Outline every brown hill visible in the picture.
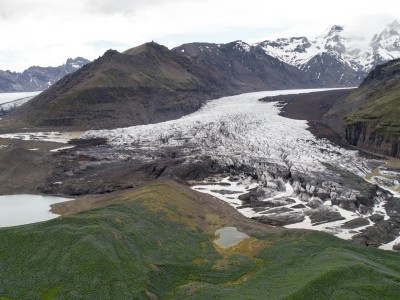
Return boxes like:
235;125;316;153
2;42;315;131
173;41;315;90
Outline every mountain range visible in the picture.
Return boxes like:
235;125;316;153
257;20;400;87
1;20;400;299
1;42;315;130
1;20;399;95
1;21;400;158
0;57;90;93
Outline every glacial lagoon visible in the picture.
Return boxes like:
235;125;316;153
0;194;70;227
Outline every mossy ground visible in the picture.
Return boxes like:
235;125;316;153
0;182;400;299
344;85;400;137
338;60;400;138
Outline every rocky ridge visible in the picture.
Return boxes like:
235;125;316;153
173;41;314;90
1;42;316;131
0;57;90;92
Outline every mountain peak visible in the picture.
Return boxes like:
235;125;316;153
327;25;344;36
123;41;169;56
371;20;400;55
66;57;90;66
389;19;400;31
232;40;251;52
0;56;90;92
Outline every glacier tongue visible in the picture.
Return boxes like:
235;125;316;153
85;88;399;248
85;88;358;173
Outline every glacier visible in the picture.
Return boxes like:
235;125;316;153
84;88;400;247
2;88;398;248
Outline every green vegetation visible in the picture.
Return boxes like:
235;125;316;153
344;84;400;137
337;60;400;138
1;182;400;299
1;42;210;130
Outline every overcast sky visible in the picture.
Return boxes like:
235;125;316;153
1;0;400;71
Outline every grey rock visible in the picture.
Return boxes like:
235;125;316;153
332;197;358;211
309;207;345;225
291;203;306;209
254;212;305;226
352;221;399;247
393;244;400;251
210;189;242;195
369;214;385;222
260;207;294;214
307;197;324;209
341;217;370;229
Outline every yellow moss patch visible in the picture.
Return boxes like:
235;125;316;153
114;216;125;223
114;182;234;233
212;258;234;270
192;257;209;265
214;237;267;257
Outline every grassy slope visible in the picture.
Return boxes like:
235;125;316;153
1;43;223;130
344;85;400;137
1;182;400;299
329;59;400;137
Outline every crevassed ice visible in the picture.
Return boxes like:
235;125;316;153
85;88;361;177
84;88;396;244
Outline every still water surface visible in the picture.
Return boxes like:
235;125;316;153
0;194;70;227
214;226;249;248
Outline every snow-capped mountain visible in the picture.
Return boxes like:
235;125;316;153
0;57;90;93
256;20;400;86
366;20;400;69
176;22;400;88
173;40;315;90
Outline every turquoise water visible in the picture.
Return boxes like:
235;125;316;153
0;194;70;227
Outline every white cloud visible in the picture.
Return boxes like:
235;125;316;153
0;0;399;71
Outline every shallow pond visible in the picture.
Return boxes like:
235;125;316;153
0;194;70;227
214;226;249;248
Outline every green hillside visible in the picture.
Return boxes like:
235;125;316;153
343;60;400;137
324;59;400;157
1;43;226;131
1;182;400;299
326;60;400;136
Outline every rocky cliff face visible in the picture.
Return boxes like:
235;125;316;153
345;122;400;158
325;59;400;158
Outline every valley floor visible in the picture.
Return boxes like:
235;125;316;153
1;88;400;298
81;88;400;249
1;88;400;249
1;181;400;299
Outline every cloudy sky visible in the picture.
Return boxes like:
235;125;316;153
1;0;400;71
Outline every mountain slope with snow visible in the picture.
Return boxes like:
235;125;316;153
0;57;90;92
173;40;315;90
2;42;317;131
256;21;400;87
